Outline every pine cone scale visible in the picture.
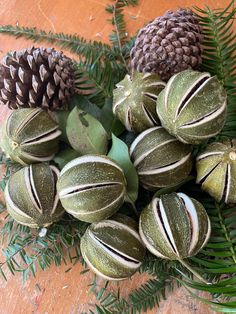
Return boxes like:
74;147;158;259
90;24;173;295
0;47;75;110
130;9;203;81
9;64;17;79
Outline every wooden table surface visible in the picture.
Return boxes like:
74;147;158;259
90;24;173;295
0;1;231;313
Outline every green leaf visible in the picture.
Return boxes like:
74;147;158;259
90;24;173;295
50;111;70;144
108;134;138;202
71;94;102;120
53;148;81;170
66;107;109;155
100;98;125;136
69;94;125;136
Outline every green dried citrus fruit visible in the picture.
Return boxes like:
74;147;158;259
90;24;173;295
57;155;127;223
81;215;146;280
139;192;211;260
5;163;64;228
156;70;227;144
113;72;165;133
130;126;192;190
196;139;236;203
1;108;61;165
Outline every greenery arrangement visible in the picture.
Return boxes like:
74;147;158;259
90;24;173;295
0;1;236;313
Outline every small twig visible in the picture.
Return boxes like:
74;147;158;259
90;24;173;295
178;259;210;285
112;1;129;72
0;237;36;266
216;202;236;264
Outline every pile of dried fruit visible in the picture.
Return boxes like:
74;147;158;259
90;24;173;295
0;7;234;289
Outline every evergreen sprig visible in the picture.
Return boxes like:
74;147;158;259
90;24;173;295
0;215;88;281
90;252;192;314
106;0;138;70
177;4;236;310
0;25;119;61
92;277;175;314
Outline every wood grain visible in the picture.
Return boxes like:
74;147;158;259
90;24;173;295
0;0;231;313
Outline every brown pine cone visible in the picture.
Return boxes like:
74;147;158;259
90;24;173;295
130;9;203;81
0;47;76;111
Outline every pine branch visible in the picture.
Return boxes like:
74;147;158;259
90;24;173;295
122;36;136;59
0;25;119;61
182;8;236;309
92;254;190;314
106;0;138;71
126;278;172;313
0;215;88;281
93;276;175;314
106;0;138;47
0;216;14;243
191;201;236;277
217;203;236;264
76;58;120;99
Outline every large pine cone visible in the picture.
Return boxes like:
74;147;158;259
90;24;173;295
130;9;203;81
0;47;75;110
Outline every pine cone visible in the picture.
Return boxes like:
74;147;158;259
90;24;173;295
130;9;203;81
0;47;75;111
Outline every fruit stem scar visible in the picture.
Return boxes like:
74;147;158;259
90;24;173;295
11;141;19;150
229;151;236;161
124;90;131;97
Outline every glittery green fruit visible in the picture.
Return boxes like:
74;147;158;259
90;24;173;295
196;139;236;203
156;70;227;144
57;155;127;223
130;126;192;190
81;215;146;280
139;192;211;260
1;108;61;165
5;163;64;228
113;72;166;133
